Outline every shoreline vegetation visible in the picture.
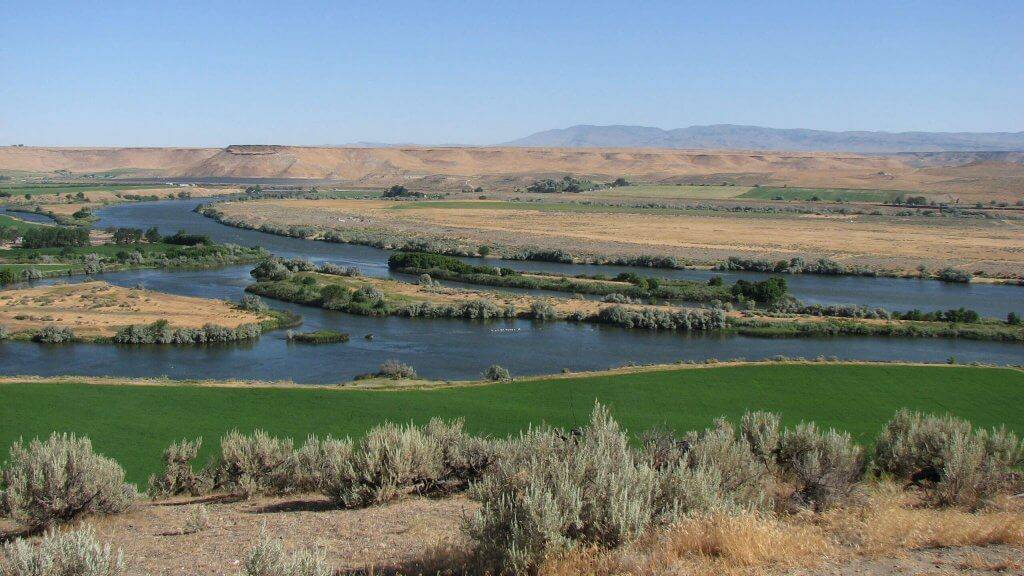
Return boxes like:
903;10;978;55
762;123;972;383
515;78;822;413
197;199;1024;284
246;257;1024;342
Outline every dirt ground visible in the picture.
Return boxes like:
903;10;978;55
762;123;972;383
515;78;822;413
218;198;1024;278
0;281;260;337
1;492;1019;576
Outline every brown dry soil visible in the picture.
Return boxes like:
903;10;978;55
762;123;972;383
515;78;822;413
0;281;259;337
1;493;1019;576
217;198;1024;278
3;146;1024;199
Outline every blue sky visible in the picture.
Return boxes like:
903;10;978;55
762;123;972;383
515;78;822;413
2;1;1022;146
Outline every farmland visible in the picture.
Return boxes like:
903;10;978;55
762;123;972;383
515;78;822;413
1;363;1021;485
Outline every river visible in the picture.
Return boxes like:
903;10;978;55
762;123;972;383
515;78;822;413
0;198;1019;383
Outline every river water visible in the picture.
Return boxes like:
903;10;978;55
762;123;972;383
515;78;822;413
0;198;1020;383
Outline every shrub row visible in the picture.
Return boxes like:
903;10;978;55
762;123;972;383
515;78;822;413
113;320;263;345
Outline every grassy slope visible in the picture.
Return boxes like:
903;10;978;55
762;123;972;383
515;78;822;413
1;364;1022;485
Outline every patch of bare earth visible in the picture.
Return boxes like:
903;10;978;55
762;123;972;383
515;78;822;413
0;281;259;337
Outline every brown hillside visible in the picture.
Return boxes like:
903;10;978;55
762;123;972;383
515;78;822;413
2;145;1022;196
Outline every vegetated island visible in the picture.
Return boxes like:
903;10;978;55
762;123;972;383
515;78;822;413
246;255;1024;342
0;282;296;344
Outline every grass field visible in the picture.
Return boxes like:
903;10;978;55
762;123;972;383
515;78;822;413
1;364;1021;485
739;187;906;203
587;184;752;200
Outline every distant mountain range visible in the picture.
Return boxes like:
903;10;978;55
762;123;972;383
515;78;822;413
504;124;1024;153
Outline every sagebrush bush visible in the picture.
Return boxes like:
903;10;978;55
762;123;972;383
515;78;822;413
663;419;770;513
466;404;663;575
776;423;864;511
376;360;417;379
0;526;124;576
215;431;295;498
0;433;136;529
290;435;353;494
239;526;331;576
147;438;210;498
741;411;781;469
873;410;1022;508
183;504;211;534
325;421;442;507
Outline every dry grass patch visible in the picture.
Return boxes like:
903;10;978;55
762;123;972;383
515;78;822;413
0;281;260;337
218;198;1024;277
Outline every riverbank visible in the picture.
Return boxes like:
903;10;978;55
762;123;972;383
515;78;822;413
198;197;1024;282
246;267;1024;341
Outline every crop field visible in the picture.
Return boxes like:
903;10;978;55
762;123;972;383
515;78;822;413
1;363;1021;484
390;200;693;215
739;187;906;203
586;184;753;200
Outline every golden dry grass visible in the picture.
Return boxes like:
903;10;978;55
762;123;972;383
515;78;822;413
221;198;1024;277
0;281;260;337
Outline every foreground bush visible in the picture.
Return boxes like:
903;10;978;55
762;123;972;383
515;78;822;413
0;434;136;529
467;405;666;574
874;410;1024;508
0;526;124;576
238;527;331;576
147;438;209;498
776;423;865;511
323;418;493;508
214;431;295;498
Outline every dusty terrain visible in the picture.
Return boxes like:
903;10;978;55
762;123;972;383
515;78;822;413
3;145;1023;199
1;491;1019;576
218;198;1024;278
0;281;259;337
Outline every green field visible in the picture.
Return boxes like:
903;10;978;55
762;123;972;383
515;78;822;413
1;364;1022;485
588;184;752;200
0;184;171;197
739;187;906;203
0;214;49;232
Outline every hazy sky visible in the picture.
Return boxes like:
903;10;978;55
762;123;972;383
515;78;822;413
2;1;1022;146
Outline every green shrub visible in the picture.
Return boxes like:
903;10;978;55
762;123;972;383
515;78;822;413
0;433;136;528
0;526;124;576
240;294;269;312
483;364;511;381
32;325;75;344
290;436;353;494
